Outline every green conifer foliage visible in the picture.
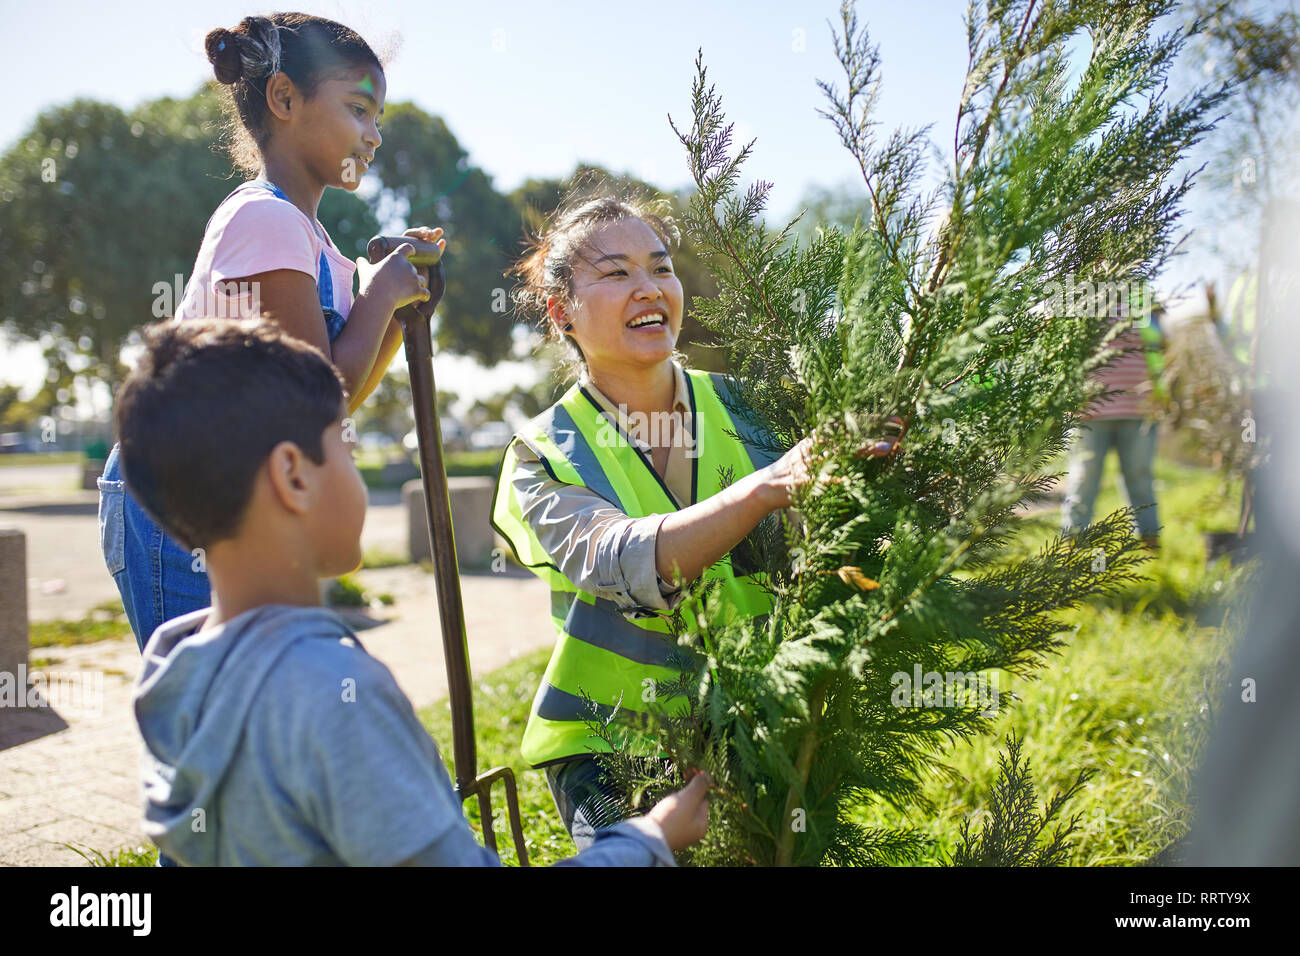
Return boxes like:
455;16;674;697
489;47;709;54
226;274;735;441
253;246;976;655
584;0;1226;866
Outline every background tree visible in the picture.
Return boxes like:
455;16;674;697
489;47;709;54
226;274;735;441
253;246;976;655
498;378;570;421
352;367;414;447
586;0;1225;867
0;343;78;433
790;179;873;246
367;102;522;365
1158;0;1298;540
1178;0;1299;275
0;85;533;424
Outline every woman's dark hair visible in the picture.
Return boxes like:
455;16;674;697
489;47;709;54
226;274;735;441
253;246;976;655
114;317;348;551
205;13;383;175
509;181;680;378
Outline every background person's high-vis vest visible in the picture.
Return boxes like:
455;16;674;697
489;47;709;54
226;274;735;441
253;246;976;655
491;368;780;768
1222;270;1267;389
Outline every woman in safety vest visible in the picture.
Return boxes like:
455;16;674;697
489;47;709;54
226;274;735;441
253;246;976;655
492;194;900;849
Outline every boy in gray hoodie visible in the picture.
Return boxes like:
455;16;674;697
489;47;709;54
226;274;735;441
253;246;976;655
118;317;710;866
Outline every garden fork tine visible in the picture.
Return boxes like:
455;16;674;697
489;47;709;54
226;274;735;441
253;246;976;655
365;235;531;865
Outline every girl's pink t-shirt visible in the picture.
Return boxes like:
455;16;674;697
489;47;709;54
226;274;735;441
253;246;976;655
176;184;356;328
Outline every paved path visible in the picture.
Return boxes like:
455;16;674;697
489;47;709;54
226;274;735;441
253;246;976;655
0;472;555;866
1;492;125;623
0;566;554;866
0;483;412;624
0;463;81;496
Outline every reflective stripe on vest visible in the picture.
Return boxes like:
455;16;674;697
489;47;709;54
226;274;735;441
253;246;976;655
490;368;779;767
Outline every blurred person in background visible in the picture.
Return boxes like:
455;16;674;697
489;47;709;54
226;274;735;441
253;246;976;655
1060;291;1167;551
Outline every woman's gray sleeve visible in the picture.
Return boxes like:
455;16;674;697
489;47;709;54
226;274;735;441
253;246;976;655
510;454;684;613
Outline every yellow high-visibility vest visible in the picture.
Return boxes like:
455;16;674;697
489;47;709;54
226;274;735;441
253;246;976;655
491;369;778;768
1223;271;1266;388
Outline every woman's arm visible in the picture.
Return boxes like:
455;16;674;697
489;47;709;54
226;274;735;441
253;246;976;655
511;440;799;608
512;452;674;611
513;429;898;602
653;465;787;587
655;427;900;587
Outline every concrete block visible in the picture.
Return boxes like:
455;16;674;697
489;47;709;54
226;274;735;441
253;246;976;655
0;528;28;685
81;459;105;490
404;477;497;569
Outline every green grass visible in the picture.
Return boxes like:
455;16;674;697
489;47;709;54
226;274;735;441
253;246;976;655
443;449;508;476
60;842;158;867
358;450;505;488
417;649;575;867
873;453;1251;866
0;451;84;467
845;597;1238;865
361;548;410;569
853;454;1252;865
30;600;133;648
325;574;393;608
357;464;414;489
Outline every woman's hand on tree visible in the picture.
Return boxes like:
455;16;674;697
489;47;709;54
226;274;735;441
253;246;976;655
766;415;904;509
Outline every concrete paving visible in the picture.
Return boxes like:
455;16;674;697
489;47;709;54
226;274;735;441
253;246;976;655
0;473;555;866
0;482;412;624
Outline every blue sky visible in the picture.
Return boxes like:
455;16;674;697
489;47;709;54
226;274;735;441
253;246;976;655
0;0;1275;413
0;0;971;209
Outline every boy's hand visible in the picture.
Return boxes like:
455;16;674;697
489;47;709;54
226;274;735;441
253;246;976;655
646;771;711;851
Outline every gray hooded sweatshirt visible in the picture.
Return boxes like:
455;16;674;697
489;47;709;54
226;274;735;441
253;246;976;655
134;603;675;866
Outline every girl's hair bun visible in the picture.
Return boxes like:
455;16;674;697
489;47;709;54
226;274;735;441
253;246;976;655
205;28;243;85
204;16;283;86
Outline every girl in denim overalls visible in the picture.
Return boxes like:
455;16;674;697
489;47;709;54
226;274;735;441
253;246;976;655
99;13;440;651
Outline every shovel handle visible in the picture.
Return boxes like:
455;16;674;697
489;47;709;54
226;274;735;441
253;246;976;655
366;235;444;267
364;232;530;866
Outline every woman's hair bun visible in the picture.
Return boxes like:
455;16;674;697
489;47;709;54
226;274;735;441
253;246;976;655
204;16;282;86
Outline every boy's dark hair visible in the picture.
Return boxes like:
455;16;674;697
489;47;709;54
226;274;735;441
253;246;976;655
115;318;348;551
205;13;383;176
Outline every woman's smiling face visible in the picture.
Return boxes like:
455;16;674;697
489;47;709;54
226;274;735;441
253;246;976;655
551;218;684;374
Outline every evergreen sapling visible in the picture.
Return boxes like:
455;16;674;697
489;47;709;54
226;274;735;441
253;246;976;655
581;0;1226;867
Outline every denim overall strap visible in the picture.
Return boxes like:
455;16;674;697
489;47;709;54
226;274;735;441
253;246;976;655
215;180;347;343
